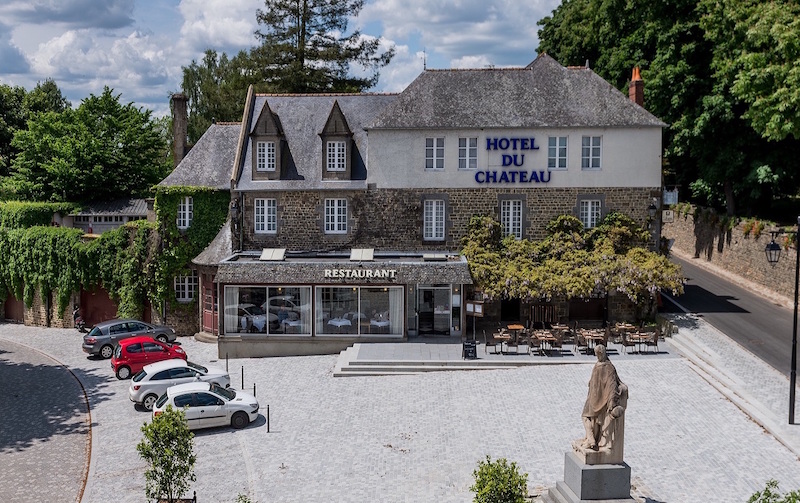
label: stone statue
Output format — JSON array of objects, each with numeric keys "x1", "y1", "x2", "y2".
[{"x1": 573, "y1": 344, "x2": 628, "y2": 465}]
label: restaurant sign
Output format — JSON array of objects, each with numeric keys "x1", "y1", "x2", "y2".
[{"x1": 324, "y1": 268, "x2": 398, "y2": 280}]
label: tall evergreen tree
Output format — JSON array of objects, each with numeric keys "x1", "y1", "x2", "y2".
[{"x1": 252, "y1": 0, "x2": 394, "y2": 93}]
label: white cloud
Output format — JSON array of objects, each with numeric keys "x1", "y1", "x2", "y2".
[{"x1": 176, "y1": 0, "x2": 261, "y2": 59}]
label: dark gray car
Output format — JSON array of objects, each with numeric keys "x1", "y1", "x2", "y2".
[{"x1": 81, "y1": 319, "x2": 177, "y2": 359}]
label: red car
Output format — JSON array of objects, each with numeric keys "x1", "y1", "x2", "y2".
[{"x1": 111, "y1": 336, "x2": 187, "y2": 380}]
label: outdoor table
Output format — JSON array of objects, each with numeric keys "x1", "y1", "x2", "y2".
[
  {"x1": 582, "y1": 329, "x2": 605, "y2": 352},
  {"x1": 507, "y1": 324, "x2": 525, "y2": 344},
  {"x1": 535, "y1": 330, "x2": 556, "y2": 355},
  {"x1": 628, "y1": 332, "x2": 650, "y2": 353},
  {"x1": 494, "y1": 332, "x2": 512, "y2": 353}
]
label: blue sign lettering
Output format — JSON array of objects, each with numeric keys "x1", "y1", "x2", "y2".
[
  {"x1": 474, "y1": 170, "x2": 552, "y2": 184},
  {"x1": 485, "y1": 137, "x2": 540, "y2": 151}
]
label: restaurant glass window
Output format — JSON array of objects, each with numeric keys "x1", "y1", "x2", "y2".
[
  {"x1": 266, "y1": 286, "x2": 311, "y2": 335},
  {"x1": 458, "y1": 137, "x2": 477, "y2": 169},
  {"x1": 316, "y1": 286, "x2": 404, "y2": 336}
]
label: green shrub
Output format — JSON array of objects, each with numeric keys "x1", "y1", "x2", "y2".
[
  {"x1": 470, "y1": 455, "x2": 528, "y2": 503},
  {"x1": 137, "y1": 405, "x2": 196, "y2": 503},
  {"x1": 748, "y1": 479, "x2": 800, "y2": 502},
  {"x1": 742, "y1": 219, "x2": 755, "y2": 237}
]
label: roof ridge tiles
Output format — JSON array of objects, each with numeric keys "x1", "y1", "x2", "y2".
[{"x1": 255, "y1": 92, "x2": 398, "y2": 97}]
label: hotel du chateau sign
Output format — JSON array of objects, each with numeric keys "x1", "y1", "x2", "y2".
[{"x1": 474, "y1": 136, "x2": 551, "y2": 185}]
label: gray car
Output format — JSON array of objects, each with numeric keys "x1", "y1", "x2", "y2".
[{"x1": 82, "y1": 319, "x2": 177, "y2": 359}]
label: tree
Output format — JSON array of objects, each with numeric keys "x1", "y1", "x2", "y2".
[
  {"x1": 253, "y1": 0, "x2": 394, "y2": 93},
  {"x1": 4, "y1": 87, "x2": 171, "y2": 203},
  {"x1": 470, "y1": 455, "x2": 528, "y2": 503},
  {"x1": 537, "y1": 0, "x2": 800, "y2": 218},
  {"x1": 748, "y1": 479, "x2": 800, "y2": 503},
  {"x1": 23, "y1": 79, "x2": 71, "y2": 117},
  {"x1": 137, "y1": 405, "x2": 196, "y2": 503},
  {"x1": 0, "y1": 83, "x2": 26, "y2": 178}
]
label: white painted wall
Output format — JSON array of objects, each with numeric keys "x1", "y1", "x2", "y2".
[{"x1": 365, "y1": 127, "x2": 662, "y2": 189}]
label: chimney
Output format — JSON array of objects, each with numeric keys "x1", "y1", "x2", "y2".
[
  {"x1": 628, "y1": 67, "x2": 644, "y2": 107},
  {"x1": 171, "y1": 93, "x2": 188, "y2": 167}
]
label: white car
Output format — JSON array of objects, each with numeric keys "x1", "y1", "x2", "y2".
[
  {"x1": 129, "y1": 360, "x2": 231, "y2": 411},
  {"x1": 152, "y1": 382, "x2": 259, "y2": 430}
]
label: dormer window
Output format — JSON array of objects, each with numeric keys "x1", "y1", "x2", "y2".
[
  {"x1": 320, "y1": 101, "x2": 353, "y2": 180},
  {"x1": 250, "y1": 101, "x2": 283, "y2": 180},
  {"x1": 326, "y1": 141, "x2": 346, "y2": 171},
  {"x1": 257, "y1": 141, "x2": 276, "y2": 171}
]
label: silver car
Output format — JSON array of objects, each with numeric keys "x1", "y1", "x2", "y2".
[
  {"x1": 82, "y1": 319, "x2": 177, "y2": 359},
  {"x1": 129, "y1": 359, "x2": 230, "y2": 410},
  {"x1": 152, "y1": 382, "x2": 259, "y2": 430}
]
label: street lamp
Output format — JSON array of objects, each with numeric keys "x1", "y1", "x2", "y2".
[{"x1": 765, "y1": 216, "x2": 800, "y2": 424}]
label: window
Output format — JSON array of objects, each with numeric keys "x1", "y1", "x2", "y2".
[
  {"x1": 326, "y1": 141, "x2": 346, "y2": 171},
  {"x1": 177, "y1": 196, "x2": 193, "y2": 229},
  {"x1": 425, "y1": 137, "x2": 445, "y2": 169},
  {"x1": 324, "y1": 198, "x2": 347, "y2": 234},
  {"x1": 458, "y1": 138, "x2": 477, "y2": 169},
  {"x1": 254, "y1": 198, "x2": 277, "y2": 234},
  {"x1": 580, "y1": 200, "x2": 602, "y2": 229},
  {"x1": 174, "y1": 270, "x2": 198, "y2": 303},
  {"x1": 501, "y1": 199, "x2": 523, "y2": 239},
  {"x1": 548, "y1": 136, "x2": 568, "y2": 170},
  {"x1": 256, "y1": 141, "x2": 276, "y2": 171},
  {"x1": 423, "y1": 199, "x2": 445, "y2": 241},
  {"x1": 581, "y1": 136, "x2": 602, "y2": 169}
]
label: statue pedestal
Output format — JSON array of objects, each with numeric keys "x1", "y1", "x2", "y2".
[{"x1": 544, "y1": 451, "x2": 632, "y2": 502}]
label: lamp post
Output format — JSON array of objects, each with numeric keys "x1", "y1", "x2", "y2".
[{"x1": 765, "y1": 216, "x2": 799, "y2": 424}]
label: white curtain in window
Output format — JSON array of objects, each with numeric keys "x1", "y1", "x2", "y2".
[
  {"x1": 388, "y1": 287, "x2": 404, "y2": 335},
  {"x1": 298, "y1": 287, "x2": 312, "y2": 334},
  {"x1": 224, "y1": 286, "x2": 239, "y2": 334}
]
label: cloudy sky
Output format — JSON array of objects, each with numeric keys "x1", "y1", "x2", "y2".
[{"x1": 0, "y1": 0, "x2": 561, "y2": 116}]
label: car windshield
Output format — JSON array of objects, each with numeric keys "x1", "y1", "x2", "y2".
[
  {"x1": 187, "y1": 361, "x2": 208, "y2": 373},
  {"x1": 132, "y1": 370, "x2": 147, "y2": 382},
  {"x1": 211, "y1": 383, "x2": 235, "y2": 400}
]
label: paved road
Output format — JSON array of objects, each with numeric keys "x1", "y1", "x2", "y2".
[
  {"x1": 1, "y1": 323, "x2": 800, "y2": 503},
  {"x1": 664, "y1": 254, "x2": 795, "y2": 377}
]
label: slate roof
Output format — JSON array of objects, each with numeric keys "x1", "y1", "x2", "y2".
[
  {"x1": 368, "y1": 53, "x2": 666, "y2": 130},
  {"x1": 193, "y1": 217, "x2": 233, "y2": 266},
  {"x1": 70, "y1": 198, "x2": 148, "y2": 216},
  {"x1": 159, "y1": 123, "x2": 241, "y2": 189},
  {"x1": 235, "y1": 94, "x2": 397, "y2": 191}
]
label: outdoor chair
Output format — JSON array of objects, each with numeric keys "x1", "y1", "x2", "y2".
[
  {"x1": 484, "y1": 330, "x2": 500, "y2": 354},
  {"x1": 527, "y1": 333, "x2": 542, "y2": 356},
  {"x1": 549, "y1": 331, "x2": 564, "y2": 355},
  {"x1": 574, "y1": 332, "x2": 588, "y2": 355},
  {"x1": 645, "y1": 328, "x2": 660, "y2": 353},
  {"x1": 620, "y1": 332, "x2": 637, "y2": 354}
]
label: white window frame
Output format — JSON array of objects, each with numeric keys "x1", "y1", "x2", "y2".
[
  {"x1": 458, "y1": 137, "x2": 478, "y2": 169},
  {"x1": 425, "y1": 137, "x2": 445, "y2": 170},
  {"x1": 423, "y1": 199, "x2": 445, "y2": 241},
  {"x1": 501, "y1": 199, "x2": 523, "y2": 239},
  {"x1": 580, "y1": 199, "x2": 602, "y2": 229},
  {"x1": 326, "y1": 141, "x2": 346, "y2": 171},
  {"x1": 176, "y1": 196, "x2": 193, "y2": 230},
  {"x1": 324, "y1": 198, "x2": 347, "y2": 234},
  {"x1": 255, "y1": 198, "x2": 277, "y2": 234},
  {"x1": 581, "y1": 136, "x2": 602, "y2": 169},
  {"x1": 174, "y1": 270, "x2": 198, "y2": 303},
  {"x1": 256, "y1": 141, "x2": 276, "y2": 171},
  {"x1": 548, "y1": 136, "x2": 568, "y2": 170}
]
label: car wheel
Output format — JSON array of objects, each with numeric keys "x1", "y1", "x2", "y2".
[
  {"x1": 100, "y1": 345, "x2": 114, "y2": 359},
  {"x1": 142, "y1": 394, "x2": 158, "y2": 411},
  {"x1": 156, "y1": 334, "x2": 168, "y2": 343},
  {"x1": 116, "y1": 366, "x2": 131, "y2": 380},
  {"x1": 231, "y1": 411, "x2": 249, "y2": 429}
]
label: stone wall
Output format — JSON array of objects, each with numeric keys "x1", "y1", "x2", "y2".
[
  {"x1": 240, "y1": 186, "x2": 658, "y2": 251},
  {"x1": 155, "y1": 304, "x2": 199, "y2": 337},
  {"x1": 21, "y1": 289, "x2": 80, "y2": 328},
  {"x1": 663, "y1": 208, "x2": 795, "y2": 303}
]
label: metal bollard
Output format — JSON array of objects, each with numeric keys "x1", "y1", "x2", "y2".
[
  {"x1": 253, "y1": 382, "x2": 256, "y2": 397},
  {"x1": 241, "y1": 365, "x2": 244, "y2": 389},
  {"x1": 226, "y1": 353, "x2": 229, "y2": 372},
  {"x1": 267, "y1": 404, "x2": 270, "y2": 433}
]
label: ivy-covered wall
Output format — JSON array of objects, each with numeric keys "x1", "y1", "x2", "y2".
[{"x1": 0, "y1": 191, "x2": 229, "y2": 333}]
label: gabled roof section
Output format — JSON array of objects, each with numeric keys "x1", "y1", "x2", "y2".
[
  {"x1": 321, "y1": 100, "x2": 352, "y2": 136},
  {"x1": 158, "y1": 123, "x2": 240, "y2": 190},
  {"x1": 368, "y1": 53, "x2": 665, "y2": 130},
  {"x1": 193, "y1": 216, "x2": 233, "y2": 266},
  {"x1": 252, "y1": 100, "x2": 283, "y2": 136}
]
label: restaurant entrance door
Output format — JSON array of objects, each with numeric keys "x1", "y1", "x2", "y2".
[{"x1": 417, "y1": 287, "x2": 452, "y2": 336}]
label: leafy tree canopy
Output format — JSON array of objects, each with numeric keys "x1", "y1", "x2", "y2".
[
  {"x1": 537, "y1": 0, "x2": 800, "y2": 218},
  {"x1": 137, "y1": 405, "x2": 196, "y2": 503},
  {"x1": 3, "y1": 87, "x2": 171, "y2": 203},
  {"x1": 461, "y1": 213, "x2": 684, "y2": 308}
]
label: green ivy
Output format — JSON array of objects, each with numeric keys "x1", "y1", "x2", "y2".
[{"x1": 0, "y1": 201, "x2": 78, "y2": 228}]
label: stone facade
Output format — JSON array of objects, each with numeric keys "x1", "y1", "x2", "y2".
[
  {"x1": 240, "y1": 186, "x2": 658, "y2": 251},
  {"x1": 663, "y1": 208, "x2": 795, "y2": 303},
  {"x1": 16, "y1": 289, "x2": 79, "y2": 329}
]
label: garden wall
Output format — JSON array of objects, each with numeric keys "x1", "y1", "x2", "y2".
[{"x1": 663, "y1": 208, "x2": 795, "y2": 305}]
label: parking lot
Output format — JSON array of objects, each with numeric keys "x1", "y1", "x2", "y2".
[{"x1": 2, "y1": 322, "x2": 800, "y2": 503}]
